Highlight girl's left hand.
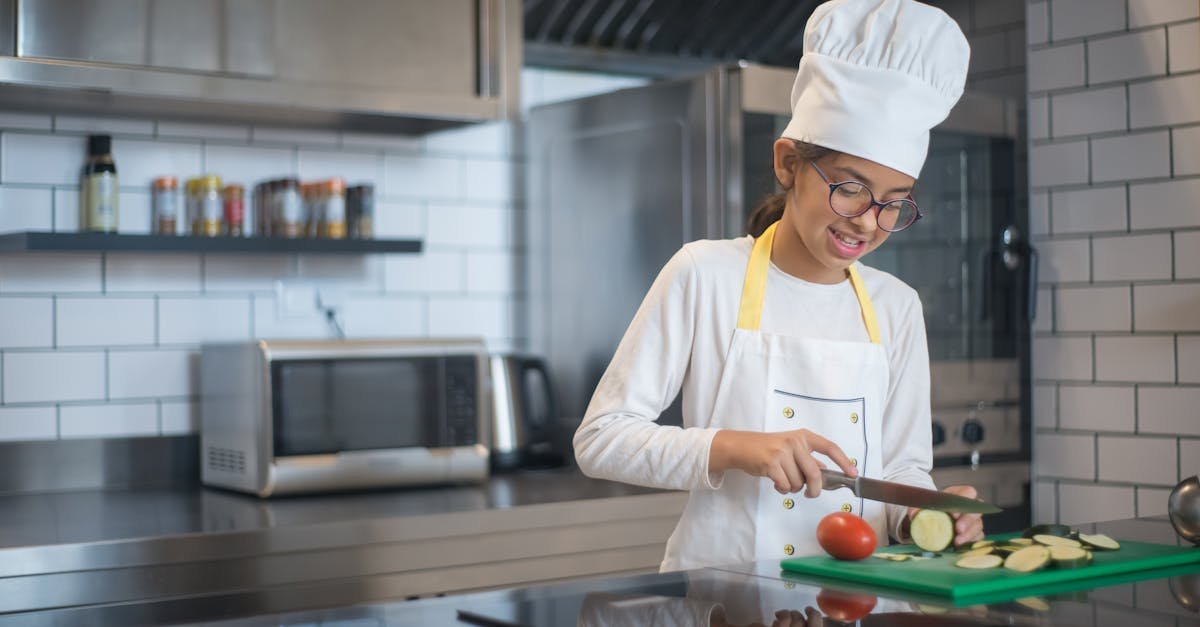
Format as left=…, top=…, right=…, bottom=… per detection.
left=905, top=484, right=985, bottom=546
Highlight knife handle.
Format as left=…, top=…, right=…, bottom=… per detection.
left=820, top=469, right=857, bottom=491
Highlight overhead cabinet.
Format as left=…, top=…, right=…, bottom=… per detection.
left=0, top=0, right=520, bottom=131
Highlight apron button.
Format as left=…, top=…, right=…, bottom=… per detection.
left=841, top=503, right=852, bottom=513
left=783, top=498, right=794, bottom=510
left=850, top=412, right=859, bottom=424
left=784, top=544, right=795, bottom=556
left=783, top=407, right=794, bottom=419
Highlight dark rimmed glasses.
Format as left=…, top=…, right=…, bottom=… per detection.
left=809, top=161, right=923, bottom=232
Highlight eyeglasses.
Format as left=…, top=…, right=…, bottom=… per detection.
left=809, top=161, right=922, bottom=232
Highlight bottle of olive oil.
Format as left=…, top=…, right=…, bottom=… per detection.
left=81, top=134, right=118, bottom=232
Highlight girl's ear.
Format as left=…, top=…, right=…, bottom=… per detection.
left=773, top=138, right=799, bottom=189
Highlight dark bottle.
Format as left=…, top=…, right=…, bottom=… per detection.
left=80, top=134, right=118, bottom=232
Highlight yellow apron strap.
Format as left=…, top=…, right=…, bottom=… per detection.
left=847, top=265, right=882, bottom=345
left=737, top=222, right=776, bottom=330
left=736, top=221, right=882, bottom=344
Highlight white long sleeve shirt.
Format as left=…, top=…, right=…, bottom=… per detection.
left=574, top=235, right=936, bottom=548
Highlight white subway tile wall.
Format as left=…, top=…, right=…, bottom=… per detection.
left=1170, top=22, right=1200, bottom=73
left=1031, top=1, right=1200, bottom=525
left=0, top=68, right=642, bottom=441
left=1051, top=186, right=1127, bottom=234
left=1051, top=0, right=1126, bottom=41
left=1086, top=30, right=1167, bottom=85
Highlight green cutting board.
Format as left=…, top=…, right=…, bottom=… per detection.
left=780, top=534, right=1200, bottom=601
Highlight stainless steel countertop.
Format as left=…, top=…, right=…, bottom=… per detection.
left=0, top=467, right=660, bottom=550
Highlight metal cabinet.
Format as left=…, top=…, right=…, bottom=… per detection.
left=0, top=0, right=519, bottom=131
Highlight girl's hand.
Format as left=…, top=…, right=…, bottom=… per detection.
left=709, top=429, right=858, bottom=497
left=904, top=484, right=985, bottom=546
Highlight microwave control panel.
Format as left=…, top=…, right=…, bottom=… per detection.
left=444, top=356, right=479, bottom=446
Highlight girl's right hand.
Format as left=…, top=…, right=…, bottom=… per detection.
left=709, top=429, right=858, bottom=497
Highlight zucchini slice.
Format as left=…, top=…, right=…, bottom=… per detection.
left=961, top=546, right=995, bottom=559
left=970, top=539, right=995, bottom=549
left=956, top=554, right=1003, bottom=569
left=1078, top=533, right=1121, bottom=551
left=1015, top=597, right=1052, bottom=612
left=910, top=510, right=955, bottom=552
left=1022, top=524, right=1073, bottom=538
left=1004, top=546, right=1051, bottom=573
left=1033, top=534, right=1083, bottom=549
left=1049, top=545, right=1091, bottom=569
left=1010, top=538, right=1035, bottom=546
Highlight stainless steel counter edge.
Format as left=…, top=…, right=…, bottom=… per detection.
left=0, top=490, right=687, bottom=580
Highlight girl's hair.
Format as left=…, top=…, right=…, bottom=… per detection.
left=744, top=140, right=835, bottom=237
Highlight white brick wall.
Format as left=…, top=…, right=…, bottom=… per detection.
left=1030, top=0, right=1200, bottom=525
left=0, top=68, right=649, bottom=441
left=1050, top=0, right=1125, bottom=40
left=1050, top=186, right=1126, bottom=234
left=1087, top=30, right=1167, bottom=85
left=1058, top=385, right=1135, bottom=432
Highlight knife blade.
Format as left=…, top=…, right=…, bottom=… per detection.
left=821, top=469, right=1002, bottom=514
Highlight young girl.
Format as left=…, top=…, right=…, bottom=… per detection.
left=574, top=0, right=984, bottom=572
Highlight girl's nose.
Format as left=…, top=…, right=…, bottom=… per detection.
left=847, top=207, right=878, bottom=233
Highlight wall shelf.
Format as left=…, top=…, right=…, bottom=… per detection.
left=0, top=232, right=422, bottom=254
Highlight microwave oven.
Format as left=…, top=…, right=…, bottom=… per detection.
left=200, top=338, right=490, bottom=497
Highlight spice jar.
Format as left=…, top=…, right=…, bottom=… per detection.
left=318, top=178, right=346, bottom=239
left=252, top=182, right=268, bottom=237
left=347, top=184, right=374, bottom=239
left=301, top=182, right=319, bottom=237
left=187, top=175, right=223, bottom=236
left=278, top=178, right=303, bottom=238
left=151, top=176, right=179, bottom=235
left=223, top=184, right=245, bottom=237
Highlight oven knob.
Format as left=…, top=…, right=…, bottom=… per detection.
left=931, top=421, right=946, bottom=446
left=961, top=419, right=985, bottom=445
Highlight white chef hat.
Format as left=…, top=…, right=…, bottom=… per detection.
left=780, top=0, right=970, bottom=179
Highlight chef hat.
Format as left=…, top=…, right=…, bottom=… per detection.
left=780, top=0, right=970, bottom=178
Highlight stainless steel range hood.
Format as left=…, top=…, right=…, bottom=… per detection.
left=0, top=0, right=521, bottom=133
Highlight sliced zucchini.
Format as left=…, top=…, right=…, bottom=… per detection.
left=1022, top=524, right=1073, bottom=538
left=1078, top=533, right=1121, bottom=551
left=1004, top=546, right=1051, bottom=573
left=970, top=539, right=995, bottom=550
left=961, top=546, right=995, bottom=559
left=1033, top=534, right=1083, bottom=549
left=956, top=554, right=1003, bottom=569
left=1049, top=545, right=1091, bottom=569
left=1010, top=538, right=1035, bottom=546
left=911, top=509, right=955, bottom=552
left=1015, top=597, right=1052, bottom=612
left=889, top=553, right=912, bottom=561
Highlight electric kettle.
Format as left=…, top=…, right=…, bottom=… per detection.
left=489, top=353, right=565, bottom=471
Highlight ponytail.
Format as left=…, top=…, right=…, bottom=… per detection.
left=745, top=193, right=786, bottom=238
left=744, top=140, right=835, bottom=237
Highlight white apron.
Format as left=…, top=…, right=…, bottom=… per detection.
left=661, top=221, right=890, bottom=571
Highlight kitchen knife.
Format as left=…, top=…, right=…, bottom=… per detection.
left=821, top=469, right=1002, bottom=514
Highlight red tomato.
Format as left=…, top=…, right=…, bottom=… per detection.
left=817, top=588, right=878, bottom=621
left=816, top=512, right=877, bottom=561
